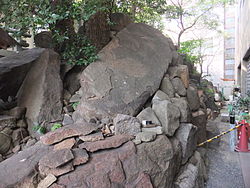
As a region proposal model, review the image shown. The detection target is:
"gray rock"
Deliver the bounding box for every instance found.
[16,119,28,128]
[72,148,89,166]
[62,114,74,126]
[4,107,26,120]
[0,142,52,187]
[69,93,81,103]
[34,31,53,48]
[73,23,173,121]
[63,105,74,114]
[135,132,157,142]
[142,126,163,135]
[168,65,189,88]
[172,97,191,123]
[0,48,45,101]
[174,163,199,188]
[0,115,16,131]
[114,114,141,136]
[37,174,57,188]
[175,123,198,164]
[153,100,180,136]
[0,129,12,154]
[171,77,187,97]
[110,13,132,32]
[191,109,207,143]
[12,128,29,146]
[17,49,63,138]
[152,90,171,104]
[136,107,161,127]
[160,75,175,98]
[187,86,200,111]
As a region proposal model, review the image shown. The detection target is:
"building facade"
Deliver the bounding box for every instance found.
[235,0,250,95]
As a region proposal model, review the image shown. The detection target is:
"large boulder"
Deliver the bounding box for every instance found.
[0,142,52,187]
[187,86,200,111]
[73,23,173,122]
[191,109,207,143]
[160,75,175,98]
[0,48,45,101]
[17,49,63,136]
[136,107,161,126]
[172,97,191,123]
[171,77,187,97]
[168,65,189,88]
[175,123,198,164]
[152,100,180,136]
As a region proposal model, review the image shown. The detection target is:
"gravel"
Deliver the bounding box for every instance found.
[205,116,245,188]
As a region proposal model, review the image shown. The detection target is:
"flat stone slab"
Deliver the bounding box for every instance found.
[79,132,104,142]
[40,123,99,145]
[72,148,89,166]
[79,135,133,152]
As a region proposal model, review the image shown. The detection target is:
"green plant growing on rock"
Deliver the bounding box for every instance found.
[51,123,62,131]
[32,124,46,134]
[72,101,80,110]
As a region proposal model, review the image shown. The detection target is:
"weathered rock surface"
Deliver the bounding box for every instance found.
[78,134,133,152]
[136,107,161,126]
[73,23,173,121]
[72,148,89,166]
[191,109,207,143]
[0,48,45,101]
[160,75,175,98]
[152,90,171,103]
[175,123,198,164]
[142,126,163,135]
[168,65,189,88]
[34,31,53,48]
[0,115,16,131]
[17,49,63,136]
[54,138,76,150]
[171,77,187,97]
[79,132,104,142]
[4,106,26,120]
[187,86,200,111]
[135,132,157,142]
[153,100,180,136]
[0,129,12,154]
[0,142,52,187]
[37,174,57,188]
[58,136,175,188]
[110,13,132,32]
[172,97,191,123]
[62,114,73,126]
[114,114,141,136]
[40,123,99,145]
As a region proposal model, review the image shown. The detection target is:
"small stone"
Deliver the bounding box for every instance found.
[16,119,28,128]
[78,135,133,152]
[141,126,163,135]
[79,132,104,142]
[132,139,142,145]
[114,114,141,136]
[54,138,76,151]
[135,132,157,142]
[12,128,29,146]
[62,114,74,126]
[0,115,16,131]
[25,138,37,148]
[39,149,74,169]
[69,93,81,103]
[39,162,74,177]
[12,145,21,153]
[63,105,74,114]
[7,107,26,120]
[49,183,65,188]
[37,174,57,188]
[72,148,89,166]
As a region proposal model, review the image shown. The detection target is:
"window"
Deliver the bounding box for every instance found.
[225,38,235,46]
[225,59,235,64]
[226,48,235,54]
[225,69,234,75]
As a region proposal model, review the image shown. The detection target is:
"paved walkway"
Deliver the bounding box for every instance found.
[205,116,245,188]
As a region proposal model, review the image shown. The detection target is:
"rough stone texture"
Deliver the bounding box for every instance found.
[171,77,187,97]
[72,148,89,166]
[174,163,199,188]
[17,49,63,136]
[39,162,74,177]
[54,138,76,150]
[39,149,74,169]
[152,90,171,103]
[172,97,191,123]
[0,115,16,131]
[191,109,207,143]
[142,126,163,135]
[62,114,74,126]
[40,123,99,145]
[0,131,12,154]
[0,48,45,101]
[34,31,53,48]
[175,123,198,164]
[58,136,175,188]
[0,142,52,187]
[4,106,26,120]
[110,13,132,32]
[12,128,29,146]
[168,65,189,88]
[160,75,175,98]
[78,135,133,152]
[152,100,180,136]
[79,132,104,142]
[73,23,173,121]
[136,107,161,126]
[135,132,156,142]
[114,114,141,136]
[187,86,200,111]
[0,28,18,50]
[37,174,57,188]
